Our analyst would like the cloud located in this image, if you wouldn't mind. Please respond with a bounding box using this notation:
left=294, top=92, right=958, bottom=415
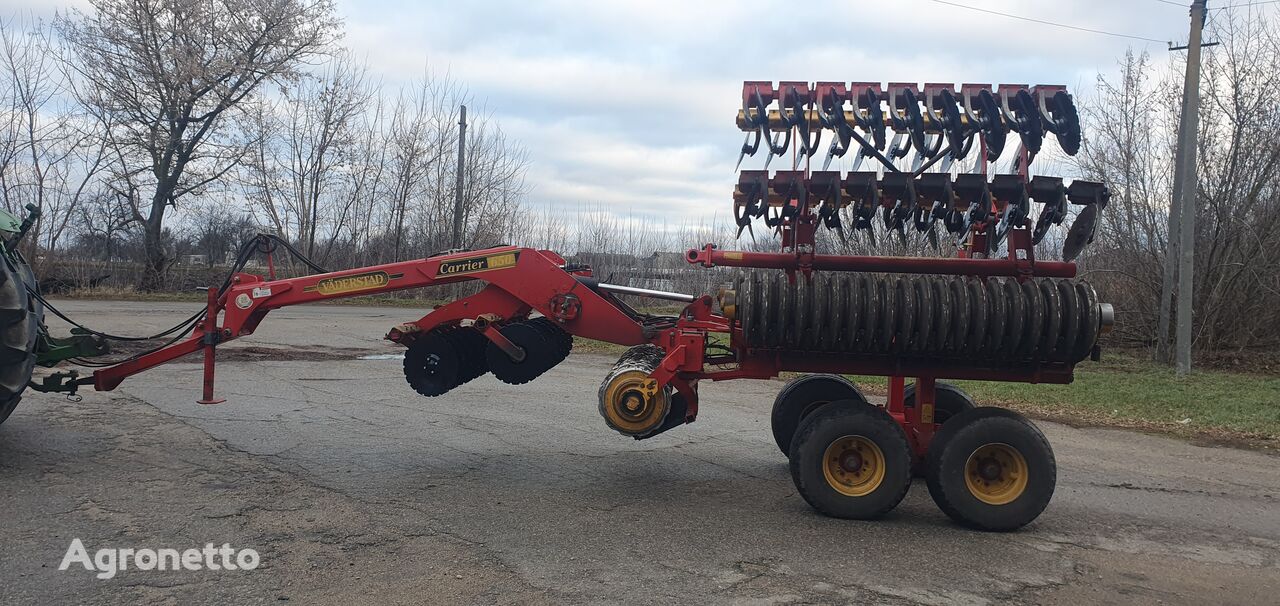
left=332, top=0, right=1207, bottom=232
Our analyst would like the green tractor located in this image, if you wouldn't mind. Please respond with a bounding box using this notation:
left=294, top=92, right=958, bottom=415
left=0, top=204, right=109, bottom=426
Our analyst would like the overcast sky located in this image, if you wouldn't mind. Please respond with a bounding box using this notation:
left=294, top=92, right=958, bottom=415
left=7, top=0, right=1257, bottom=229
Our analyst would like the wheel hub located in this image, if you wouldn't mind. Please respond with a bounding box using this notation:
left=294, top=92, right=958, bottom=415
left=838, top=451, right=864, bottom=474
left=964, top=443, right=1029, bottom=505
left=822, top=435, right=886, bottom=497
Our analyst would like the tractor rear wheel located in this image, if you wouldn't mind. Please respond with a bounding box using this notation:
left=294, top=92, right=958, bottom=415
left=0, top=253, right=42, bottom=426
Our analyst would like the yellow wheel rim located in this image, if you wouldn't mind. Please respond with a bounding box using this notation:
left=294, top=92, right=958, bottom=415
left=964, top=443, right=1029, bottom=505
left=602, top=370, right=668, bottom=434
left=822, top=435, right=886, bottom=497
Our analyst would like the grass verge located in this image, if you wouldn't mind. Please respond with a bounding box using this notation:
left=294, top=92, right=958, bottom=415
left=850, top=350, right=1279, bottom=450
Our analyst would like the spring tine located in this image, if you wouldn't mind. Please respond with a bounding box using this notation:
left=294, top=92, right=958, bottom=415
left=735, top=132, right=753, bottom=172
left=822, top=140, right=838, bottom=171
left=764, top=133, right=779, bottom=169
left=850, top=144, right=868, bottom=172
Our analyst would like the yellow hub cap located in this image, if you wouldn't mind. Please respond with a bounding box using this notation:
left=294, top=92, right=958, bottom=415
left=964, top=443, right=1029, bottom=505
left=822, top=435, right=886, bottom=497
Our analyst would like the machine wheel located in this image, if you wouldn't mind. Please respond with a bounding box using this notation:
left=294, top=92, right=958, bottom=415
left=925, top=407, right=1056, bottom=531
left=486, top=322, right=553, bottom=385
left=403, top=330, right=462, bottom=397
left=904, top=380, right=976, bottom=425
left=528, top=317, right=572, bottom=359
left=0, top=253, right=41, bottom=427
left=598, top=345, right=673, bottom=438
left=770, top=374, right=867, bottom=455
left=789, top=400, right=913, bottom=520
left=443, top=329, right=489, bottom=385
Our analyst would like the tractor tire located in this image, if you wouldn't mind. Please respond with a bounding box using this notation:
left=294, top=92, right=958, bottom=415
left=925, top=407, right=1056, bottom=531
left=770, top=374, right=868, bottom=456
left=0, top=253, right=42, bottom=427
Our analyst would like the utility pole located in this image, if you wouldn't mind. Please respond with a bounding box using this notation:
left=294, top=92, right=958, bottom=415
left=1156, top=91, right=1186, bottom=365
left=451, top=104, right=467, bottom=250
left=1170, top=0, right=1207, bottom=375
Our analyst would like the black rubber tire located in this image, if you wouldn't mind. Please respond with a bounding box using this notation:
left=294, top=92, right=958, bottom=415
left=443, top=329, right=488, bottom=385
left=925, top=407, right=1056, bottom=532
left=0, top=253, right=41, bottom=427
left=788, top=400, right=913, bottom=520
left=904, top=380, right=977, bottom=425
left=770, top=374, right=867, bottom=455
left=403, top=331, right=461, bottom=397
left=485, top=323, right=553, bottom=385
left=528, top=317, right=572, bottom=358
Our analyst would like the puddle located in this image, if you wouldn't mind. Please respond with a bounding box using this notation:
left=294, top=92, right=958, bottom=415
left=358, top=353, right=405, bottom=360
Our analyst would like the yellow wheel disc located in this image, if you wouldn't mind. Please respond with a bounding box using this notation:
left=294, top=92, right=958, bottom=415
left=964, top=443, right=1029, bottom=505
left=822, top=435, right=886, bottom=497
left=601, top=369, right=669, bottom=435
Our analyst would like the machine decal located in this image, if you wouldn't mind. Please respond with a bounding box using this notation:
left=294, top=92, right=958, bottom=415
left=305, top=271, right=402, bottom=295
left=437, top=251, right=520, bottom=277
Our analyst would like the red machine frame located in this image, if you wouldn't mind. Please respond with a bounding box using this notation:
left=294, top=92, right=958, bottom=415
left=85, top=197, right=1076, bottom=465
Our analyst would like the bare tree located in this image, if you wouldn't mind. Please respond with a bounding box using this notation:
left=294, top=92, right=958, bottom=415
left=57, top=0, right=340, bottom=289
left=0, top=19, right=107, bottom=270
left=1076, top=9, right=1280, bottom=354
left=240, top=53, right=370, bottom=263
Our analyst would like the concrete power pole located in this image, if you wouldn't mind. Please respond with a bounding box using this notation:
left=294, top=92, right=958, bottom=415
left=1156, top=92, right=1186, bottom=364
left=1171, top=1, right=1207, bottom=376
left=451, top=104, right=467, bottom=250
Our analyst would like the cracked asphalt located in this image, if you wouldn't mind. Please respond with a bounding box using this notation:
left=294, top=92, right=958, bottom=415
left=1, top=300, right=1278, bottom=605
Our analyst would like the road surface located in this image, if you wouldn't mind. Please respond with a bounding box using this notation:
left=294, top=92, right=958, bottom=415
left=1, top=301, right=1277, bottom=604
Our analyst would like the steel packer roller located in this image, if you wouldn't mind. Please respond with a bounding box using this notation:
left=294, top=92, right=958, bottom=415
left=732, top=271, right=1108, bottom=364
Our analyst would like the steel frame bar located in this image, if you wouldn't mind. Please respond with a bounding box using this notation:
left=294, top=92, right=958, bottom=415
left=91, top=246, right=650, bottom=393
left=686, top=245, right=1075, bottom=279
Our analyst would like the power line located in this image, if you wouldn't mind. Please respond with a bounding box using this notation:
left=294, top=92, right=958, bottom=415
left=926, top=0, right=1170, bottom=43
left=1153, top=0, right=1280, bottom=8
left=1216, top=0, right=1280, bottom=7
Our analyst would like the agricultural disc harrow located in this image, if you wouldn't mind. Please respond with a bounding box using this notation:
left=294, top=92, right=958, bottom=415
left=7, top=80, right=1112, bottom=533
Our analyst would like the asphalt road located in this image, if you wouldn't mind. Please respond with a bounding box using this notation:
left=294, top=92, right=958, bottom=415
left=1, top=300, right=1277, bottom=605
